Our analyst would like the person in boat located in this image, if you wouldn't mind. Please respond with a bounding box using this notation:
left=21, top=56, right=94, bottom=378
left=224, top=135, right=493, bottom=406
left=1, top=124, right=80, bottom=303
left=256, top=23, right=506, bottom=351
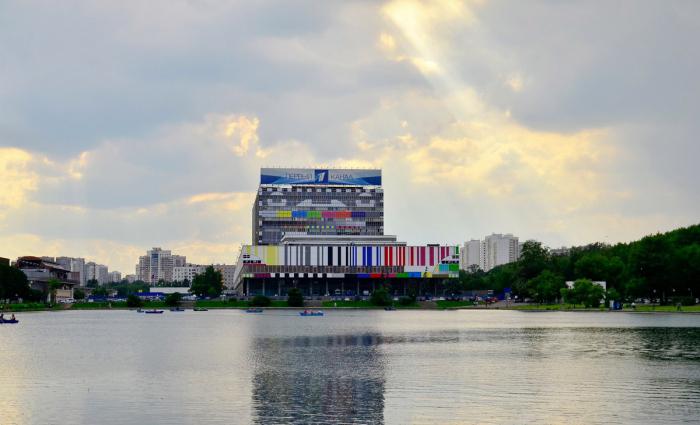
left=0, top=313, right=4, bottom=321
left=10, top=314, right=15, bottom=321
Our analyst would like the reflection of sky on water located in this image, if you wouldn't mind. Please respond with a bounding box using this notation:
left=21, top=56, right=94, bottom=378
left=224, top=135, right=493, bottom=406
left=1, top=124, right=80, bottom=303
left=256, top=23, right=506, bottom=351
left=250, top=334, right=386, bottom=424
left=1, top=311, right=700, bottom=424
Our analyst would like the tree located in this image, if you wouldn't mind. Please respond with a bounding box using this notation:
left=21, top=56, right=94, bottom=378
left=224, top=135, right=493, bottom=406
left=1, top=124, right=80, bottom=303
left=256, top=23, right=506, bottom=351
left=189, top=266, right=223, bottom=298
left=0, top=264, right=31, bottom=301
left=287, top=288, right=304, bottom=307
left=518, top=241, right=550, bottom=282
left=566, top=279, right=605, bottom=308
left=628, top=235, right=671, bottom=300
left=527, top=270, right=565, bottom=304
left=92, top=287, right=108, bottom=298
left=624, top=277, right=648, bottom=300
left=574, top=253, right=609, bottom=281
left=606, top=288, right=621, bottom=304
left=443, top=278, right=463, bottom=297
left=126, top=294, right=143, bottom=308
left=48, top=278, right=63, bottom=304
left=484, top=263, right=517, bottom=293
left=370, top=288, right=391, bottom=306
left=74, top=288, right=86, bottom=300
left=86, top=279, right=98, bottom=288
left=164, top=292, right=182, bottom=307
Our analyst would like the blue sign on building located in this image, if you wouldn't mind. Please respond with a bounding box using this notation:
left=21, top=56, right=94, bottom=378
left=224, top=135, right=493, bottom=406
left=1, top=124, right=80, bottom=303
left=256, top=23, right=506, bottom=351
left=260, top=168, right=381, bottom=186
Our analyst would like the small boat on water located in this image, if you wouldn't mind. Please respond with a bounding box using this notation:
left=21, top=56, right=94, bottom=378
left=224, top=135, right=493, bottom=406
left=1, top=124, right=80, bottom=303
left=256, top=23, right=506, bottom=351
left=246, top=308, right=264, bottom=313
left=193, top=307, right=208, bottom=312
left=299, top=310, right=324, bottom=317
left=0, top=318, right=19, bottom=324
left=144, top=310, right=164, bottom=314
left=136, top=308, right=144, bottom=313
left=384, top=306, right=396, bottom=311
left=169, top=307, right=185, bottom=312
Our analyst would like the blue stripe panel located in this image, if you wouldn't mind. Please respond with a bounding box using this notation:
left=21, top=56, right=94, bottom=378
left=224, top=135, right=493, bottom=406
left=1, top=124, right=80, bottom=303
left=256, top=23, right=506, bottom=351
left=357, top=273, right=370, bottom=278
left=408, top=272, right=422, bottom=278
left=367, top=246, right=372, bottom=266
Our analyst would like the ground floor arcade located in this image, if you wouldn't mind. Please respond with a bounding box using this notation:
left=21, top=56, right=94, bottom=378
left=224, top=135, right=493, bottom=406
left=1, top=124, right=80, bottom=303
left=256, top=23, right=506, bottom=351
left=238, top=277, right=456, bottom=298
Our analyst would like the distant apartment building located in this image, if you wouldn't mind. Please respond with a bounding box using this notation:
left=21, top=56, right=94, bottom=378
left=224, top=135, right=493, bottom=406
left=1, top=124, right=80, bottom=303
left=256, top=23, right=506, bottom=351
left=461, top=233, right=520, bottom=272
left=136, top=247, right=187, bottom=284
left=172, top=263, right=237, bottom=287
left=483, top=234, right=520, bottom=271
left=108, top=271, right=122, bottom=283
left=54, top=256, right=87, bottom=286
left=172, top=264, right=205, bottom=283
left=460, top=239, right=483, bottom=271
left=125, top=274, right=137, bottom=283
left=70, top=258, right=86, bottom=286
left=85, top=262, right=109, bottom=285
left=85, top=262, right=97, bottom=283
left=214, top=264, right=237, bottom=288
left=550, top=247, right=570, bottom=256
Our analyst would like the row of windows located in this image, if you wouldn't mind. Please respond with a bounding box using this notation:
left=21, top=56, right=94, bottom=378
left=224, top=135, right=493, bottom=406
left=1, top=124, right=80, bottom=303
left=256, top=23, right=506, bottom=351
left=261, top=186, right=382, bottom=193
left=243, top=265, right=402, bottom=274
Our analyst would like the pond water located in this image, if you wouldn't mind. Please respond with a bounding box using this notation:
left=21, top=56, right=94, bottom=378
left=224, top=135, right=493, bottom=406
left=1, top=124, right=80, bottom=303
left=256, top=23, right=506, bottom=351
left=1, top=310, right=699, bottom=424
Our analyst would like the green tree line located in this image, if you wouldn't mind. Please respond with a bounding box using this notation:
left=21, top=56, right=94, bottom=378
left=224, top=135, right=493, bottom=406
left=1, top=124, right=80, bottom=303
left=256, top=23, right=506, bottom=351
left=458, top=224, right=700, bottom=304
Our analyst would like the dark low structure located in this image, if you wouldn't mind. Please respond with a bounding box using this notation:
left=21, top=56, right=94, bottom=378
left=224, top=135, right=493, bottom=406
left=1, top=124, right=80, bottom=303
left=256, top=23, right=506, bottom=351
left=15, top=256, right=78, bottom=301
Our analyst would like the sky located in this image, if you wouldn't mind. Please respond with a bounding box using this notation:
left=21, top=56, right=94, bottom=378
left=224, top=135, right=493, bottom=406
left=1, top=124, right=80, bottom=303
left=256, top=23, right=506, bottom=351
left=1, top=0, right=699, bottom=274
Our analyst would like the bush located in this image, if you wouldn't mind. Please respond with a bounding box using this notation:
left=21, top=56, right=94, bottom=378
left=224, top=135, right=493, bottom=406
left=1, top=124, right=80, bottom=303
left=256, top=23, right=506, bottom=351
left=164, top=292, right=182, bottom=307
left=126, top=294, right=143, bottom=308
left=287, top=288, right=304, bottom=307
left=249, top=295, right=271, bottom=307
left=398, top=296, right=416, bottom=306
left=74, top=288, right=86, bottom=300
left=670, top=296, right=695, bottom=306
left=26, top=289, right=45, bottom=302
left=370, top=288, right=392, bottom=306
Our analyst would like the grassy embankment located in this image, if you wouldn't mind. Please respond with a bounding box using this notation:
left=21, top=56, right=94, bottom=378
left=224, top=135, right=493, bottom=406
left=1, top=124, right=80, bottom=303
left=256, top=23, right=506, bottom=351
left=1, top=302, right=62, bottom=312
left=510, top=304, right=700, bottom=312
left=435, top=300, right=476, bottom=309
left=321, top=300, right=421, bottom=309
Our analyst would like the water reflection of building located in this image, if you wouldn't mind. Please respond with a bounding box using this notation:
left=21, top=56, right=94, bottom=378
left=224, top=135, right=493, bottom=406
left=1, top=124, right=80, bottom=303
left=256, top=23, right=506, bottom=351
left=250, top=333, right=386, bottom=424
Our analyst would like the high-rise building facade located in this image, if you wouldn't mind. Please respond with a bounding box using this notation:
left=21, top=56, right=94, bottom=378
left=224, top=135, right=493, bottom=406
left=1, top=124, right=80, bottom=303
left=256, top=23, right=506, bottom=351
left=213, top=264, right=237, bottom=288
left=252, top=168, right=383, bottom=245
left=460, top=239, right=483, bottom=271
left=70, top=258, right=86, bottom=286
left=172, top=264, right=205, bottom=283
left=461, top=234, right=520, bottom=272
left=96, top=264, right=109, bottom=284
left=136, top=248, right=187, bottom=284
left=108, top=271, right=122, bottom=283
left=234, top=168, right=459, bottom=295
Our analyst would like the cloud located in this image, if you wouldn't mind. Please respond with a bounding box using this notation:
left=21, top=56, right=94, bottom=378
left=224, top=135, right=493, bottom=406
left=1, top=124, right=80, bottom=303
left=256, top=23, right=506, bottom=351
left=505, top=74, right=524, bottom=92
left=1, top=0, right=698, bottom=272
left=0, top=147, right=36, bottom=209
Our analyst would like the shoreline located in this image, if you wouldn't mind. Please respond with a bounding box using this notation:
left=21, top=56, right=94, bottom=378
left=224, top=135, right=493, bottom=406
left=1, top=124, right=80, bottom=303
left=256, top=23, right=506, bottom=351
left=4, top=305, right=700, bottom=314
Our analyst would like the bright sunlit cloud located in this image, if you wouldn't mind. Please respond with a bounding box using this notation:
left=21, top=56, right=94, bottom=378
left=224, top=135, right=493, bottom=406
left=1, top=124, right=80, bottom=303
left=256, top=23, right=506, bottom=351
left=1, top=0, right=698, bottom=271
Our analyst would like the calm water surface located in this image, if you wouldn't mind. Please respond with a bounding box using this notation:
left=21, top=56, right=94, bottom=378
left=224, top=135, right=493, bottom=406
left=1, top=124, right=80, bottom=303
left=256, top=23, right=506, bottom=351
left=1, top=310, right=699, bottom=424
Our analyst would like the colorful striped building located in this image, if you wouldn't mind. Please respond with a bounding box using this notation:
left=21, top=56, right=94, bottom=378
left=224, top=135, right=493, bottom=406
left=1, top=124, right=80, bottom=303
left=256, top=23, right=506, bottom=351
left=234, top=168, right=459, bottom=297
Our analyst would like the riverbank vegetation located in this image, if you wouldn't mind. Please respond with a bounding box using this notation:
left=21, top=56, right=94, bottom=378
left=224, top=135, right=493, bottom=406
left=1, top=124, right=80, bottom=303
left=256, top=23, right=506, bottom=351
left=457, top=224, right=699, bottom=305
